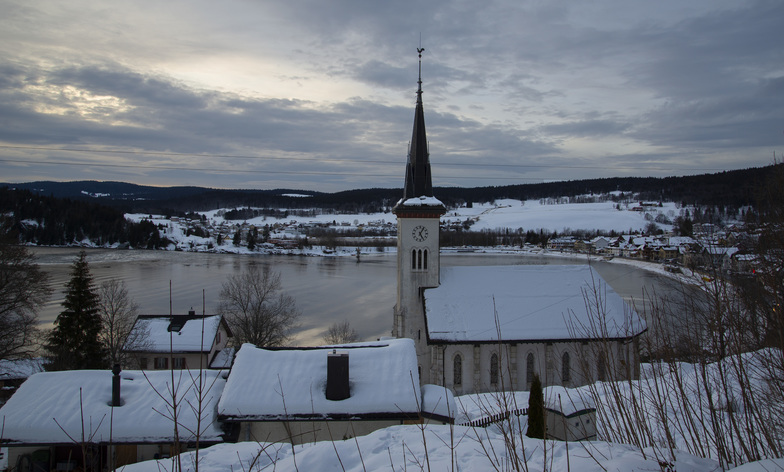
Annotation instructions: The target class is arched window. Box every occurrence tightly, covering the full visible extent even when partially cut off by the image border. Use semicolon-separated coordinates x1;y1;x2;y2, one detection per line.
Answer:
526;353;535;385
423;249;428;270
490;353;499;385
597;352;606;382
412;249;417;269
453;354;462;386
562;352;571;383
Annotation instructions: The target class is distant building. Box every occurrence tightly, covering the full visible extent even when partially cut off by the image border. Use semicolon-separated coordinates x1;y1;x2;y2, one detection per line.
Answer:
122;310;233;370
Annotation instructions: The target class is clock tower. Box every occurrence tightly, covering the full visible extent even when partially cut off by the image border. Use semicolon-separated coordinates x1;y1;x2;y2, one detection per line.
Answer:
392;48;445;382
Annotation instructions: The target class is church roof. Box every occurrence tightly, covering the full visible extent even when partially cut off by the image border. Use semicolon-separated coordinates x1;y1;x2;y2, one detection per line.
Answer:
424;265;645;343
400;49;437;203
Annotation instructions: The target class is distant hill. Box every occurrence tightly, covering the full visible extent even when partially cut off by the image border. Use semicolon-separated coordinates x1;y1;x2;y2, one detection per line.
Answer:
7;165;775;214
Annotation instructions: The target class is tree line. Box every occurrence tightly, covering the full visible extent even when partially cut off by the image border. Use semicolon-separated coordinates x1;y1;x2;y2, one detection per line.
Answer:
9;164;773;215
0;187;171;248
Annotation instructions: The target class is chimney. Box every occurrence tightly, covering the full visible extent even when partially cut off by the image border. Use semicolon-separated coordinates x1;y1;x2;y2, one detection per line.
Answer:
111;364;122;407
326;351;350;401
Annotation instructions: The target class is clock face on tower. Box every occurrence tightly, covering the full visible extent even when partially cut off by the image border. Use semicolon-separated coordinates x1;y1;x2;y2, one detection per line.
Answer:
412;225;428;242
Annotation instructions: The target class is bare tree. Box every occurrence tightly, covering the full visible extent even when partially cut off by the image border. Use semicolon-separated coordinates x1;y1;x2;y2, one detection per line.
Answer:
98;279;146;366
0;240;51;360
218;265;300;347
322;320;360;344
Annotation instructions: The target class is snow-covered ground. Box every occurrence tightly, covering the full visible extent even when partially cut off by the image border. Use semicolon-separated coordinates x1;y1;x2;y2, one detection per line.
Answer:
123;197;686;256
119;351;784;472
121;423;721;472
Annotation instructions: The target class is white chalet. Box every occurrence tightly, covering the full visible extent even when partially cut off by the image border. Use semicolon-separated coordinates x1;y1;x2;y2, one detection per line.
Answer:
217;338;454;445
0;368;226;470
123;311;232;370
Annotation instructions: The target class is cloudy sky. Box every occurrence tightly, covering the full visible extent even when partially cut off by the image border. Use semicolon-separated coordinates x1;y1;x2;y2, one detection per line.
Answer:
1;0;781;192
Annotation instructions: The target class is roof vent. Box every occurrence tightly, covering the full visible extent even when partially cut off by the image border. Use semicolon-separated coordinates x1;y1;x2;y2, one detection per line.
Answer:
326;351;350;401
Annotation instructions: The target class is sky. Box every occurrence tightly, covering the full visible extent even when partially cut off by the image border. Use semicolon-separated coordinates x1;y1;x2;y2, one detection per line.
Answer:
0;0;782;193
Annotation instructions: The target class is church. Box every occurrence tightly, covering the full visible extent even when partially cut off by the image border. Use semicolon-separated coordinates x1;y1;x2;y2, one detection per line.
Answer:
392;51;647;395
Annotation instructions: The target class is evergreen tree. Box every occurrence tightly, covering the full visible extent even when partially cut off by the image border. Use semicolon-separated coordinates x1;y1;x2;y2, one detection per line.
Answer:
527;373;545;439
45;251;106;370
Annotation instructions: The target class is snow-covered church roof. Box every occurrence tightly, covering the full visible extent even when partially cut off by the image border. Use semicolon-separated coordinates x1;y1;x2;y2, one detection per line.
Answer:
218;338;423;421
425;265;645;342
0;369;226;445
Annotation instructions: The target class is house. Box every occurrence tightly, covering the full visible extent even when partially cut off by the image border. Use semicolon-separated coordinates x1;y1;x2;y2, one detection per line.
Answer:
122;311;232;370
0;358;44;406
217;338;455;445
392;55;646;395
0;367;227;470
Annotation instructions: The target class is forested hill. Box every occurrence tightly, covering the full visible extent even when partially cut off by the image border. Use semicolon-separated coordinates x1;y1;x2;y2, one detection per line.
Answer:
0;187;170;248
7;164;775;214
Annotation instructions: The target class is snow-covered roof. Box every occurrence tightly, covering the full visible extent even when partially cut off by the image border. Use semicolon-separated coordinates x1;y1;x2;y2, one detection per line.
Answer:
0;358;45;381
218;339;421;420
421;384;456;421
0;369;226;444
397;195;444;207
125;314;223;353
425;265;645;342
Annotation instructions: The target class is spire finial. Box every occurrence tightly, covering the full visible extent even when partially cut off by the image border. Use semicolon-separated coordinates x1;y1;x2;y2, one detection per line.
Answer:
416;45;425;101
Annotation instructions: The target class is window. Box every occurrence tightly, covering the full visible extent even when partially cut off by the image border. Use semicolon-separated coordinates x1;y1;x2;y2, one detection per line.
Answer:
139;357;148;370
526;353;535;385
172;357;187;369
490;353;499;385
412;249;428;271
154;357;168;370
453;354;463;386
562;352;571;383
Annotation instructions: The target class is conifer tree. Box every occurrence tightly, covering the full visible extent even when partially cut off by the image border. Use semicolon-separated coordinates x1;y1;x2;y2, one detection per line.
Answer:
527;373;545;439
45;251;106;370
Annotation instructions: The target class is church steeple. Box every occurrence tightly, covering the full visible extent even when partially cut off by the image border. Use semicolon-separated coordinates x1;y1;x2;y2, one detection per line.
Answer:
402;47;433;200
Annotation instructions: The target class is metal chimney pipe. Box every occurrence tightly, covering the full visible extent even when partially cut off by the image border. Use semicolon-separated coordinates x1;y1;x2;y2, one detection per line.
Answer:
112;364;122;407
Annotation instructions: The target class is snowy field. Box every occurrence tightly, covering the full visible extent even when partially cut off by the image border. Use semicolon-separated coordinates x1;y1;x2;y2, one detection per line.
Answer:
124;197;685;257
194;198;682;234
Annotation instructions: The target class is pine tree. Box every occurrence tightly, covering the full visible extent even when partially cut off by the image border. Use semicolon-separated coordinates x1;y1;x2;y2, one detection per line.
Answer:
527;373;545;439
45;251;106;370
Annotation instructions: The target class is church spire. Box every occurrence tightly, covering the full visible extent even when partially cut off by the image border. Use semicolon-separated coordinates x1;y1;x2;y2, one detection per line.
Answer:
402;47;433;200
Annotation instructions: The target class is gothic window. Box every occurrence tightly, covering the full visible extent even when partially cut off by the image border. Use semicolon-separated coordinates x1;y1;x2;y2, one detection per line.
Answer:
526;353;535;385
423;249;428;269
453;354;463;386
490;353;499;386
562;352;571;383
412;249;417;269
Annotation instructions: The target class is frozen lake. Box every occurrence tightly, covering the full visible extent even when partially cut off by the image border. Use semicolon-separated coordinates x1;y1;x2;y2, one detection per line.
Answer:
31;248;672;345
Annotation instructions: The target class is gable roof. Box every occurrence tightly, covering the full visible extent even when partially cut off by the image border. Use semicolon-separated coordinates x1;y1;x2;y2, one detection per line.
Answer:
425;265;645;343
0;369;226;445
218;338;421;421
0;358;45;381
124;314;225;353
